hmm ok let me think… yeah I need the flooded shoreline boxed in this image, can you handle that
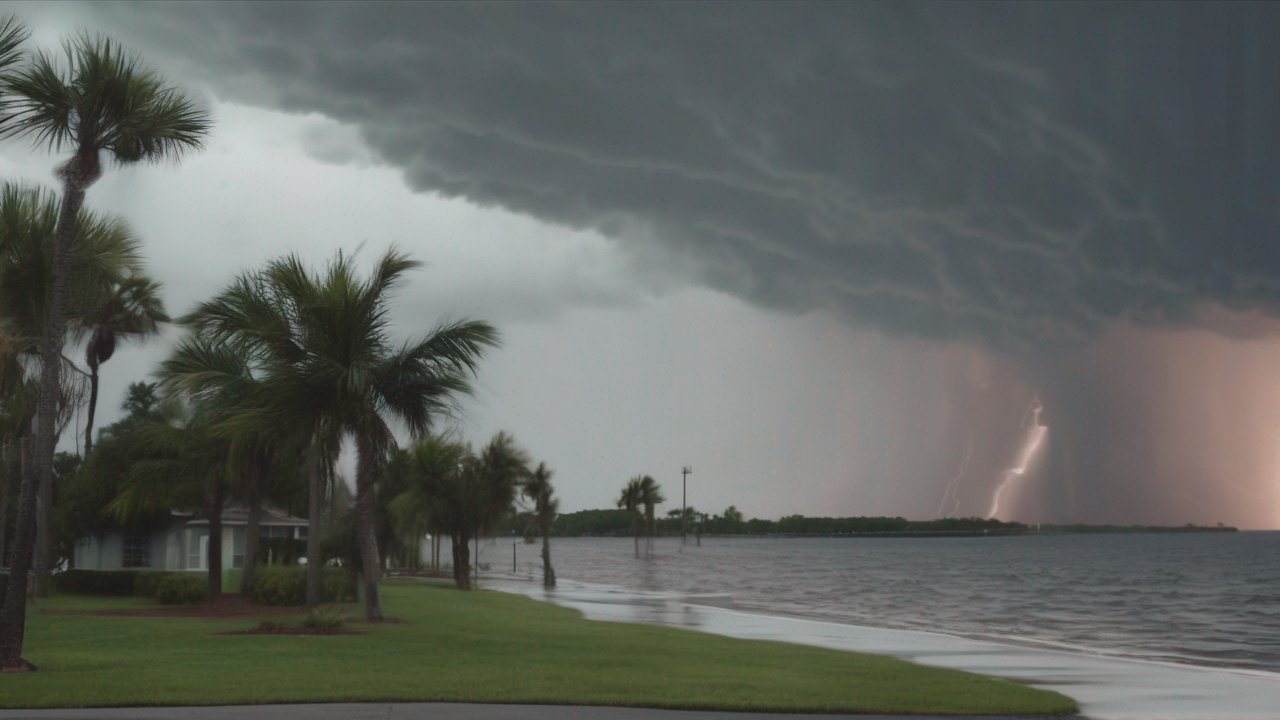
[475,574,1280,720]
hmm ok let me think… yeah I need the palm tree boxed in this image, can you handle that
[639,475,664,557]
[392,433,527,590]
[0,33,209,670]
[0,182,146,600]
[185,248,499,616]
[154,333,307,595]
[79,275,167,454]
[391,437,467,585]
[106,400,231,601]
[617,477,643,558]
[522,461,558,587]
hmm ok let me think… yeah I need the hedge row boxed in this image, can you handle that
[157,575,210,604]
[55,567,357,606]
[54,569,139,596]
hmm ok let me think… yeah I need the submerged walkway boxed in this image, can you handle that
[0,704,1080,720]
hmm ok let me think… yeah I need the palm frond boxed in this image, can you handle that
[0,15,28,75]
[0,31,210,165]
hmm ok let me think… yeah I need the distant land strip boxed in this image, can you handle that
[493,508,1238,539]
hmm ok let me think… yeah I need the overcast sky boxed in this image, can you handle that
[5,2,1280,528]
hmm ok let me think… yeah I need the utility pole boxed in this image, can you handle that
[681,466,692,547]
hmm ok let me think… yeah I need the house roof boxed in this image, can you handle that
[176,504,309,528]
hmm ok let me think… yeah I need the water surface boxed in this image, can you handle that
[479,532,1280,673]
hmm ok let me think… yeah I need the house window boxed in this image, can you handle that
[186,530,201,570]
[122,534,149,568]
[232,527,245,569]
[261,526,299,539]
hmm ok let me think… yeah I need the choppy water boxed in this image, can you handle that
[481,532,1280,672]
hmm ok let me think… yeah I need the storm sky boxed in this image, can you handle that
[4,2,1280,527]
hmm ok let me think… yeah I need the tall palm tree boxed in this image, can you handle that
[185,248,499,616]
[522,461,558,587]
[0,33,209,670]
[617,477,644,559]
[79,275,167,454]
[0,182,145,600]
[639,475,664,557]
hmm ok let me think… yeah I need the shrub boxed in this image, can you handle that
[54,570,138,596]
[156,575,210,605]
[251,567,356,606]
[302,606,346,630]
[134,572,180,598]
[252,570,304,606]
[321,568,355,603]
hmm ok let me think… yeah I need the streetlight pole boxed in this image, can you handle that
[681,466,692,547]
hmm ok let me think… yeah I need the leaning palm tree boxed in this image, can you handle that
[522,461,559,587]
[0,182,146,600]
[185,248,499,616]
[639,475,664,557]
[79,275,167,454]
[617,477,644,558]
[0,32,209,670]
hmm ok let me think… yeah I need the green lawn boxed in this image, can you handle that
[0,582,1079,715]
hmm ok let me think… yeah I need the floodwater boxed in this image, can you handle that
[455,533,1280,719]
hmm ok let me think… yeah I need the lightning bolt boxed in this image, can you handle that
[937,429,973,518]
[986,393,1049,520]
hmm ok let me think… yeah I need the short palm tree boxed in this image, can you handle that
[185,248,499,616]
[79,275,167,454]
[393,433,527,590]
[106,399,232,601]
[522,461,559,587]
[154,333,307,595]
[639,475,664,557]
[0,32,209,670]
[617,477,644,558]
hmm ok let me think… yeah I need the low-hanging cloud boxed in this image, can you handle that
[54,1,1280,357]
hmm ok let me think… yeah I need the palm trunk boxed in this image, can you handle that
[646,509,653,558]
[1,177,89,670]
[239,453,266,595]
[83,360,99,455]
[0,442,14,566]
[541,521,555,588]
[632,516,639,558]
[305,436,323,610]
[451,533,460,585]
[456,530,472,590]
[207,477,224,602]
[354,433,384,620]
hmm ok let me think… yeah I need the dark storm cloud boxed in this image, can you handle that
[88,1,1280,355]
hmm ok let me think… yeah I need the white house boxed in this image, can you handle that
[73,504,309,572]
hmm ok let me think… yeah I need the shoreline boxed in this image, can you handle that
[476,572,1280,720]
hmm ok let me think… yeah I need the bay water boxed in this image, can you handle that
[480,532,1280,673]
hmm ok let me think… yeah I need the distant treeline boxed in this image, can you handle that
[491,509,1239,538]
[1039,523,1238,534]
[494,510,1027,538]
